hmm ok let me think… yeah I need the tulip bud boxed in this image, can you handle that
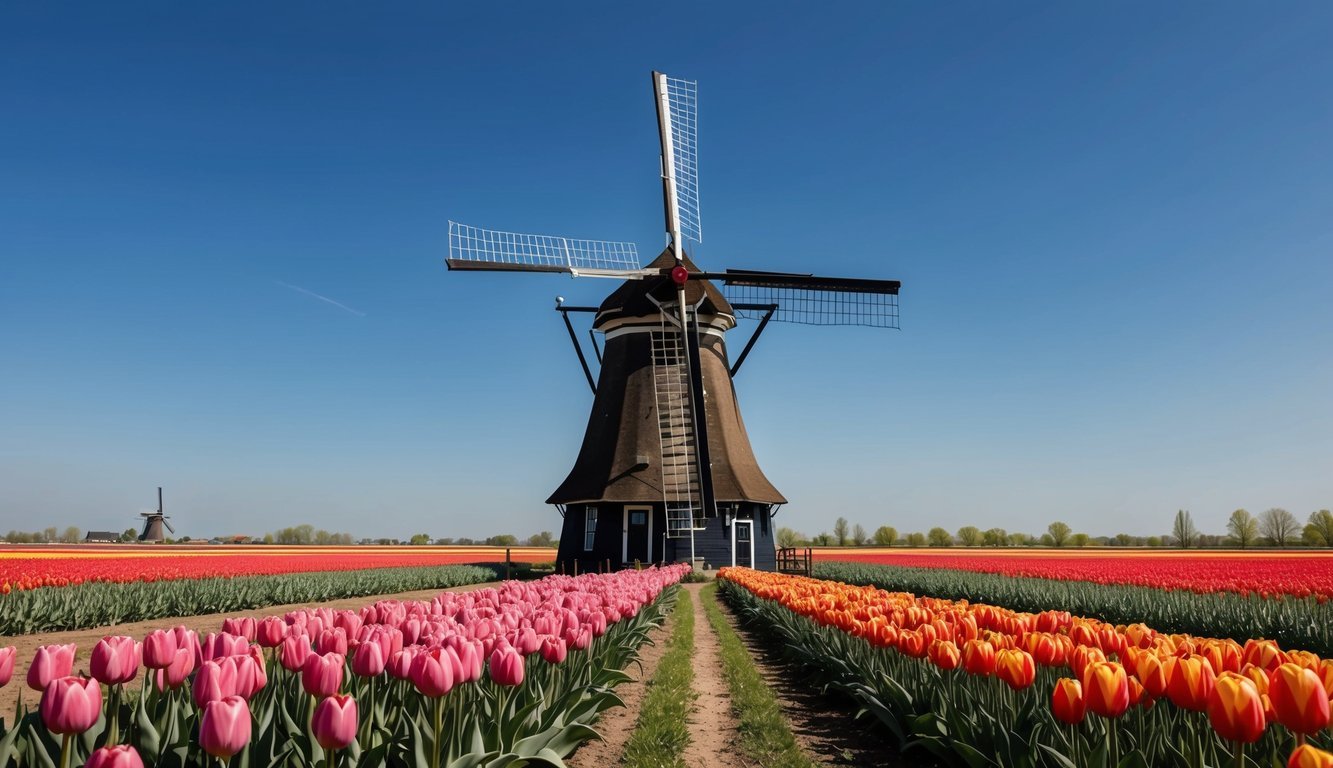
[255,617,287,648]
[1165,655,1216,712]
[199,696,252,759]
[388,648,417,680]
[928,639,961,671]
[410,648,456,697]
[91,636,140,686]
[85,745,146,768]
[39,676,102,734]
[1207,672,1266,744]
[222,617,257,642]
[352,641,386,678]
[193,659,239,708]
[540,636,568,665]
[1290,745,1333,768]
[312,694,359,750]
[0,646,16,688]
[490,647,525,687]
[996,649,1036,690]
[1083,661,1131,719]
[27,644,76,691]
[155,646,195,692]
[142,630,177,669]
[1270,663,1331,736]
[1051,678,1086,724]
[280,635,312,672]
[302,652,344,699]
[962,640,997,677]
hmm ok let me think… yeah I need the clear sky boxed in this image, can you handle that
[2,2,1330,542]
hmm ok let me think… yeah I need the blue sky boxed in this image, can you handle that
[2,2,1330,541]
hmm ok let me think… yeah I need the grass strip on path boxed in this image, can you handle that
[701,582,817,768]
[622,587,695,768]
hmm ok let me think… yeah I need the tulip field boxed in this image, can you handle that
[0,564,690,768]
[720,566,1333,768]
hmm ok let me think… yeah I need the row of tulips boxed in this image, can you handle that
[814,561,1333,658]
[719,567,1333,768]
[0,564,690,768]
[0,564,496,636]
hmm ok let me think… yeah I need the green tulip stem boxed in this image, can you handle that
[57,733,71,768]
[494,686,511,753]
[106,684,120,746]
[1107,719,1119,767]
[359,676,374,746]
[431,696,444,768]
[1233,741,1244,768]
[325,746,337,768]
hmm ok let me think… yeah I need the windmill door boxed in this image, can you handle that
[624,506,652,565]
[733,520,753,568]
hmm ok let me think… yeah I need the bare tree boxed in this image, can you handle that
[851,523,867,546]
[1172,510,1197,548]
[1226,509,1258,548]
[1046,521,1072,548]
[833,517,849,547]
[1258,508,1300,547]
[873,526,898,546]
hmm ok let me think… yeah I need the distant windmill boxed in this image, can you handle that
[446,72,900,573]
[138,487,175,542]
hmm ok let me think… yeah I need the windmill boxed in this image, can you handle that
[138,487,175,542]
[446,72,900,573]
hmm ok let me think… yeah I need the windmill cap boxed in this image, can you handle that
[594,248,734,329]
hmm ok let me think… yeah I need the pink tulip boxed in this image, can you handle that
[91,636,140,685]
[514,628,541,656]
[154,645,196,691]
[256,617,287,648]
[86,745,146,768]
[199,696,252,759]
[312,694,358,750]
[0,646,16,687]
[142,630,178,669]
[302,652,344,698]
[27,644,76,691]
[221,617,257,642]
[193,659,239,707]
[540,636,567,665]
[39,676,102,734]
[202,632,249,660]
[388,648,416,680]
[410,648,456,697]
[280,635,312,672]
[234,652,267,700]
[490,648,525,687]
[317,628,348,656]
[351,641,386,678]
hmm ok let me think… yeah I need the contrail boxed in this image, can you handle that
[275,280,366,317]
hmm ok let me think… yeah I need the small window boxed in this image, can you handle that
[737,524,751,543]
[630,511,646,525]
[584,508,597,551]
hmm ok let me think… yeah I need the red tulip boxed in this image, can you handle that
[85,745,146,768]
[142,630,177,669]
[39,676,102,734]
[1165,654,1216,712]
[199,696,252,759]
[410,647,456,697]
[0,646,15,687]
[27,644,76,691]
[928,640,961,671]
[1208,672,1267,743]
[312,694,358,750]
[996,649,1036,690]
[1270,662,1331,736]
[280,634,313,672]
[1051,678,1086,725]
[962,640,997,676]
[1083,661,1130,719]
[302,652,344,698]
[91,636,140,686]
[1291,745,1333,768]
[490,647,525,687]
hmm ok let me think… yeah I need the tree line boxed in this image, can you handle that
[778,508,1333,549]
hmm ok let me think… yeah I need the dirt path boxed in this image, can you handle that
[711,588,940,768]
[680,582,741,767]
[565,603,673,767]
[0,583,489,722]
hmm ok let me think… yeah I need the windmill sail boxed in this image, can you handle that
[447,222,645,277]
[716,269,901,328]
[653,72,701,249]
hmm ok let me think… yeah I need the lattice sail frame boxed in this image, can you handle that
[448,221,641,272]
[657,74,702,245]
[723,282,901,328]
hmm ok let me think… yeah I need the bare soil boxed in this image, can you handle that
[0,583,488,723]
[680,582,741,767]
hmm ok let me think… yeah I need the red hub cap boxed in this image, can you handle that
[670,265,689,285]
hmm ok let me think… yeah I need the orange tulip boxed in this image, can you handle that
[1270,662,1331,736]
[896,630,928,659]
[1128,676,1152,710]
[1027,633,1065,667]
[996,649,1036,690]
[1165,654,1216,712]
[1289,744,1333,768]
[1051,677,1086,724]
[1207,672,1266,744]
[1083,661,1130,719]
[1071,646,1107,682]
[928,640,961,671]
[1243,639,1284,673]
[962,640,997,677]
